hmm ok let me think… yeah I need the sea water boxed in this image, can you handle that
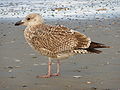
[0,0,120,19]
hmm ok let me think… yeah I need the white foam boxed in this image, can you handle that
[0,0,120,19]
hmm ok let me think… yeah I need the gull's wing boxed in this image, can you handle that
[29,24,91,54]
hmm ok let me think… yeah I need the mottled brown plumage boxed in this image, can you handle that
[24,24,91,58]
[15,13,110,78]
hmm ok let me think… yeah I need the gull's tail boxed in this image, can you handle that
[87,41,111,54]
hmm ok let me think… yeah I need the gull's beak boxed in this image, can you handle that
[15,20,24,26]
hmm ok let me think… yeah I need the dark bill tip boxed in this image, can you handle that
[15,20,24,26]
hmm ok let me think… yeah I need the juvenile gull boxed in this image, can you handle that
[15,13,110,78]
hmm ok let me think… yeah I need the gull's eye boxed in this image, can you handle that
[27,17,30,20]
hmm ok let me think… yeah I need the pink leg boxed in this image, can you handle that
[51,60,60,76]
[36,58,52,78]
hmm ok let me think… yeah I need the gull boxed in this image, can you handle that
[15,13,110,78]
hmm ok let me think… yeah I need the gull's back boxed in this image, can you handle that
[24,23,90,59]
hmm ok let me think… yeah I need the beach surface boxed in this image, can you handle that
[0,18,120,90]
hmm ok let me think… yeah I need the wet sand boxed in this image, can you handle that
[0,18,120,90]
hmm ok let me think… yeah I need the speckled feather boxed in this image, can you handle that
[24,24,91,58]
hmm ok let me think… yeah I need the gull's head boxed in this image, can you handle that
[15,13,44,26]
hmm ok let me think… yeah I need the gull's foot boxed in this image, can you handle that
[36,73,60,78]
[36,74,51,78]
[51,73,60,76]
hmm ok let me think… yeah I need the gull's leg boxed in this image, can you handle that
[51,60,60,76]
[37,57,52,78]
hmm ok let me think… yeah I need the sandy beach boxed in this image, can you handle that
[0,18,120,90]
